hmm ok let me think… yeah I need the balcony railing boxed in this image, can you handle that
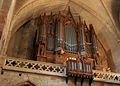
[93,70,120,84]
[1,56,120,84]
[3,57,66,77]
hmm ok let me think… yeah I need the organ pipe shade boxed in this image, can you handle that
[57,21,62,47]
[64,24,77,51]
[80,27,85,52]
[92,34,97,53]
[47,36,55,51]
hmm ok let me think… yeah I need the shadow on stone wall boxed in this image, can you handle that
[111,0,120,31]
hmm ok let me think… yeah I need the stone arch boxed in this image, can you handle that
[7,19,37,60]
[1,0,113,56]
[1,0,120,71]
[16,81,35,86]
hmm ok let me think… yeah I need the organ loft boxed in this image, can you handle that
[7,7,108,69]
[0,0,120,86]
[34,7,107,70]
[6,7,108,85]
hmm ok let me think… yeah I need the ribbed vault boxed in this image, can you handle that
[1,0,120,72]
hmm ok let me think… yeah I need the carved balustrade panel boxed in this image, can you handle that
[3,58,66,76]
[93,70,120,84]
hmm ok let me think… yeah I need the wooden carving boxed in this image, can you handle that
[32,7,108,72]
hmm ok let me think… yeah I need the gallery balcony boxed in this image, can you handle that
[0,56,120,85]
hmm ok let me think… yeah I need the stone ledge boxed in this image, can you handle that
[0,56,120,84]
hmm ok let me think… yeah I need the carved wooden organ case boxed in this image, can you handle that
[35,8,100,69]
[33,7,109,85]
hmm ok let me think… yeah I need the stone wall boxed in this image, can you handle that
[0,70,66,86]
[0,69,120,86]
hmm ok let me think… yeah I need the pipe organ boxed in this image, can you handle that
[34,7,107,85]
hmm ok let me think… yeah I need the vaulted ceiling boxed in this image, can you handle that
[3,0,120,71]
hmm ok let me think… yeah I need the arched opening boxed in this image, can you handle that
[7,20,36,60]
[6,7,109,71]
[16,81,35,86]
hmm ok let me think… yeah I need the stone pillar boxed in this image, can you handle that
[0,0,16,55]
[0,0,3,10]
